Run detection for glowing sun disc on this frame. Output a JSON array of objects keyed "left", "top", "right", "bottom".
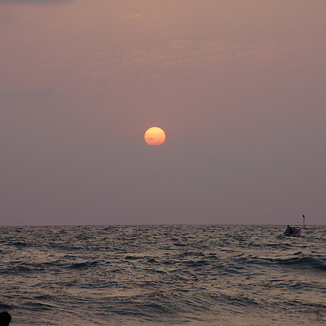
[{"left": 144, "top": 127, "right": 166, "bottom": 146}]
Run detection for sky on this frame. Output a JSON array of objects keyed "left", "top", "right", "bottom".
[{"left": 0, "top": 0, "right": 325, "bottom": 226}]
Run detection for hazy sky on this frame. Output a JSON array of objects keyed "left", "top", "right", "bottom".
[{"left": 1, "top": 0, "right": 325, "bottom": 226}]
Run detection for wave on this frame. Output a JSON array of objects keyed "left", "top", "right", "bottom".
[
  {"left": 69, "top": 261, "right": 99, "bottom": 270},
  {"left": 277, "top": 256, "right": 326, "bottom": 271}
]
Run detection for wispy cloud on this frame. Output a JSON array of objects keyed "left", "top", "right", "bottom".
[
  {"left": 0, "top": 88, "right": 62, "bottom": 99},
  {"left": 130, "top": 14, "right": 141, "bottom": 19},
  {"left": 0, "top": 0, "right": 72, "bottom": 4}
]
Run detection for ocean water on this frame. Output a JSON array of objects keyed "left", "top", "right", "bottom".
[{"left": 1, "top": 225, "right": 325, "bottom": 326}]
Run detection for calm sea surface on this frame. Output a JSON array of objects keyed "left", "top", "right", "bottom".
[{"left": 1, "top": 225, "right": 325, "bottom": 325}]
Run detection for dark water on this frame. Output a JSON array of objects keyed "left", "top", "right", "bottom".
[{"left": 1, "top": 225, "right": 325, "bottom": 325}]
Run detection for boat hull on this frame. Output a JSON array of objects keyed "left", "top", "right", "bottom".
[{"left": 283, "top": 228, "right": 302, "bottom": 237}]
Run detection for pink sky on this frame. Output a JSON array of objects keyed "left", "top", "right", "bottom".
[{"left": 1, "top": 0, "right": 325, "bottom": 225}]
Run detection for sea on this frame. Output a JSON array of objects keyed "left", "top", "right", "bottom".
[{"left": 1, "top": 225, "right": 325, "bottom": 326}]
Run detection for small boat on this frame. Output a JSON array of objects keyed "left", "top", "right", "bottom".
[{"left": 283, "top": 226, "right": 302, "bottom": 237}]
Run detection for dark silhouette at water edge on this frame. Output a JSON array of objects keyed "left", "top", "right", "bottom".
[{"left": 0, "top": 312, "right": 11, "bottom": 326}]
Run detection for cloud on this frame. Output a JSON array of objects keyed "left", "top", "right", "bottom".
[
  {"left": 0, "top": 13, "right": 10, "bottom": 21},
  {"left": 0, "top": 88, "right": 62, "bottom": 99},
  {"left": 130, "top": 14, "right": 141, "bottom": 18},
  {"left": 0, "top": 0, "right": 72, "bottom": 4}
]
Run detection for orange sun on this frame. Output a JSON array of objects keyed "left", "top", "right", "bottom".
[{"left": 144, "top": 127, "right": 166, "bottom": 146}]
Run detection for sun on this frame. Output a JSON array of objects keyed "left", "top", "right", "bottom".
[{"left": 144, "top": 127, "right": 166, "bottom": 146}]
